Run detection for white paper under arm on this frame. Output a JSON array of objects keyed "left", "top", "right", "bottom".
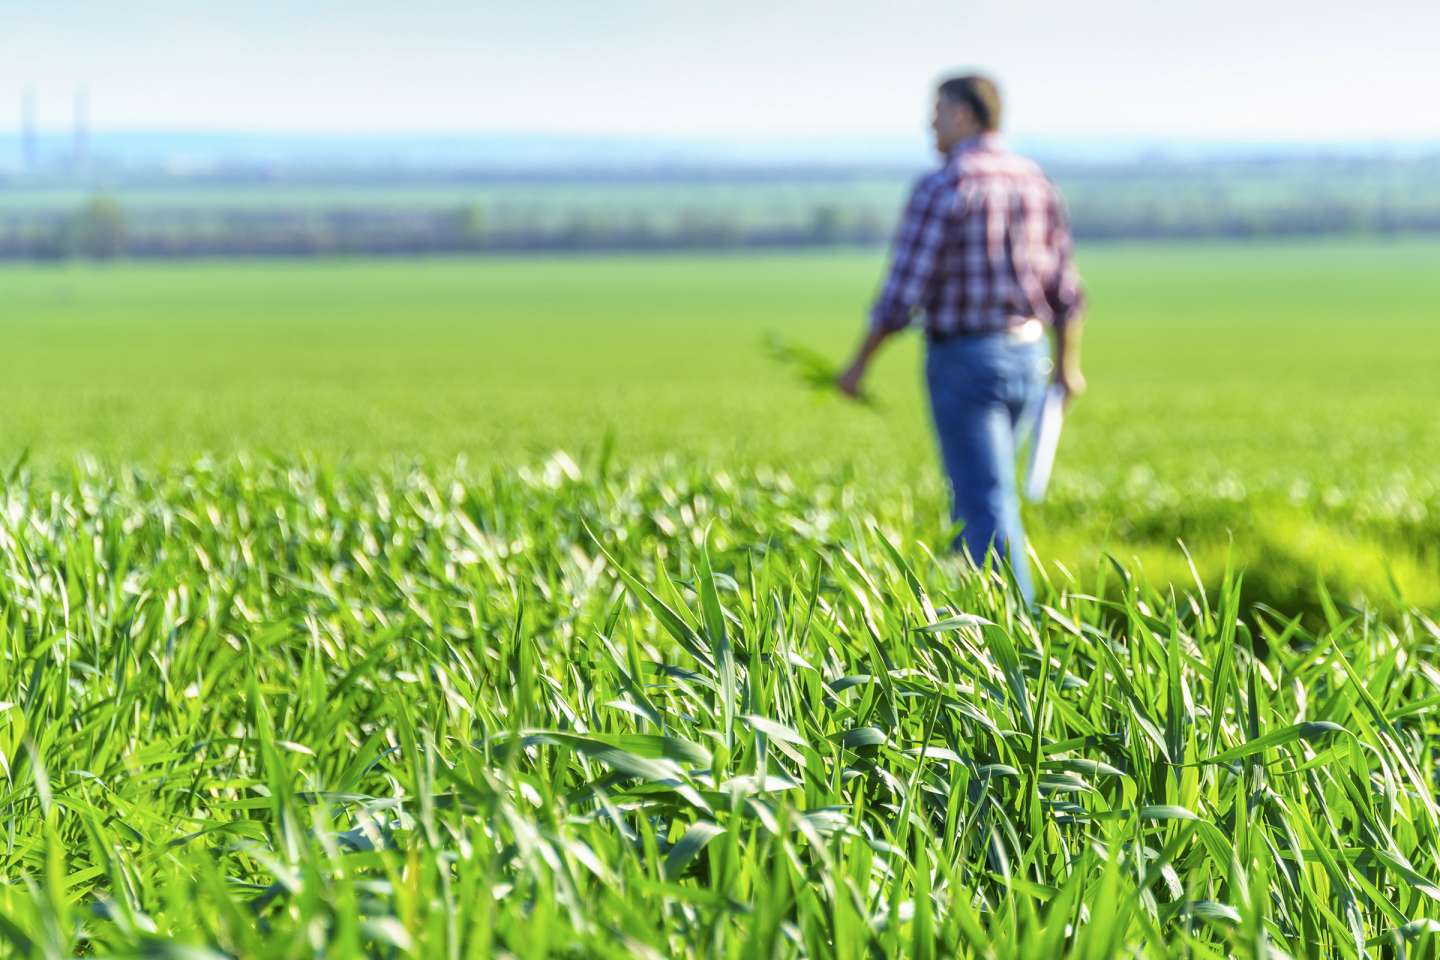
[{"left": 1023, "top": 384, "right": 1066, "bottom": 503}]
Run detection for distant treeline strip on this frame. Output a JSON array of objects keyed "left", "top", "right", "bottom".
[{"left": 6, "top": 197, "right": 1440, "bottom": 260}]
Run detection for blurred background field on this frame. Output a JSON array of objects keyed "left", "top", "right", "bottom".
[{"left": 5, "top": 238, "right": 1438, "bottom": 612}]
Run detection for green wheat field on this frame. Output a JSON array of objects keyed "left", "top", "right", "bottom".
[{"left": 2, "top": 240, "right": 1439, "bottom": 957}]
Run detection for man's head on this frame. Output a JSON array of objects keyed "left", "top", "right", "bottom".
[{"left": 933, "top": 74, "right": 1002, "bottom": 154}]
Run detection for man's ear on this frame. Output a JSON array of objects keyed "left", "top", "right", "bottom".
[{"left": 954, "top": 103, "right": 979, "bottom": 133}]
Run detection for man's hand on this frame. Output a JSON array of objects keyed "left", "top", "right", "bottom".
[
  {"left": 1054, "top": 364, "right": 1086, "bottom": 405},
  {"left": 836, "top": 361, "right": 866, "bottom": 398},
  {"left": 836, "top": 328, "right": 891, "bottom": 401}
]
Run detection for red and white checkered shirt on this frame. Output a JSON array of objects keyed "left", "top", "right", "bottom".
[{"left": 870, "top": 134, "right": 1084, "bottom": 337}]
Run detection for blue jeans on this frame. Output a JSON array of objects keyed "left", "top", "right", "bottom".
[{"left": 926, "top": 333, "right": 1051, "bottom": 604}]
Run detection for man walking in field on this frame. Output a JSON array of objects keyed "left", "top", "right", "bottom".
[{"left": 838, "top": 73, "right": 1086, "bottom": 605}]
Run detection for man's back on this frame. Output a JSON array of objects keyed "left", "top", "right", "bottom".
[{"left": 871, "top": 134, "right": 1083, "bottom": 339}]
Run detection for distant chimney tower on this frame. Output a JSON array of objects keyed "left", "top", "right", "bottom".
[
  {"left": 73, "top": 87, "right": 89, "bottom": 171},
  {"left": 21, "top": 86, "right": 38, "bottom": 172}
]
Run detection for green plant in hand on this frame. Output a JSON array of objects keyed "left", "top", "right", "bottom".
[{"left": 767, "top": 334, "right": 883, "bottom": 409}]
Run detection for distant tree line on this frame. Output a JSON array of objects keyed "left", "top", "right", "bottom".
[
  {"left": 1065, "top": 199, "right": 1440, "bottom": 241},
  {"left": 4, "top": 195, "right": 1440, "bottom": 261}
]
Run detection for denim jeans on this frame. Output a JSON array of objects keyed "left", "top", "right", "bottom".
[{"left": 925, "top": 333, "right": 1051, "bottom": 604}]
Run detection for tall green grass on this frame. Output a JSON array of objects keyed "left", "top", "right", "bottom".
[{"left": 2, "top": 457, "right": 1438, "bottom": 956}]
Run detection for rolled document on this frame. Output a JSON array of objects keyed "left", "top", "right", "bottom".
[{"left": 1023, "top": 384, "right": 1067, "bottom": 502}]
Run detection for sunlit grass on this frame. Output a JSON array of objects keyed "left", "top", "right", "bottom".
[{"left": 2, "top": 456, "right": 1438, "bottom": 956}]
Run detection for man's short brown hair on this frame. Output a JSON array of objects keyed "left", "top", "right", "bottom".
[{"left": 938, "top": 74, "right": 1002, "bottom": 132}]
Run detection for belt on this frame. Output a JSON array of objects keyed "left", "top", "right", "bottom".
[{"left": 929, "top": 318, "right": 1045, "bottom": 345}]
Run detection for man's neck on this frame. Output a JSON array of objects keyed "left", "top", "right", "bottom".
[{"left": 947, "top": 132, "right": 1002, "bottom": 158}]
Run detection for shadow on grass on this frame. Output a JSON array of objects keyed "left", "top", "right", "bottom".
[{"left": 1038, "top": 508, "right": 1438, "bottom": 636}]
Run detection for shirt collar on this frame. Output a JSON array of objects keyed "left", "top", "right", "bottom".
[{"left": 948, "top": 133, "right": 1003, "bottom": 158}]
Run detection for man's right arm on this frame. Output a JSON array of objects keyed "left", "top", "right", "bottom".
[{"left": 838, "top": 175, "right": 949, "bottom": 397}]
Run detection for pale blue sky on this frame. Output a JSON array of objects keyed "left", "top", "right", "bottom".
[{"left": 4, "top": 1, "right": 1437, "bottom": 141}]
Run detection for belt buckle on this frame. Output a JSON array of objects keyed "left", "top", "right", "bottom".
[{"left": 1008, "top": 319, "right": 1043, "bottom": 344}]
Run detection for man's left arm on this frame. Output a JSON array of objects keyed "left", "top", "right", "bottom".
[
  {"left": 838, "top": 177, "right": 948, "bottom": 397},
  {"left": 1044, "top": 186, "right": 1087, "bottom": 401}
]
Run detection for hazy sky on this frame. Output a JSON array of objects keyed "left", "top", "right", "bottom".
[{"left": 4, "top": 0, "right": 1438, "bottom": 141}]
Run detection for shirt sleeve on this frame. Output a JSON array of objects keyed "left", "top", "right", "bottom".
[
  {"left": 868, "top": 175, "right": 951, "bottom": 334},
  {"left": 1044, "top": 185, "right": 1085, "bottom": 327}
]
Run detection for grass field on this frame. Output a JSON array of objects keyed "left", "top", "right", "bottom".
[
  {"left": 2, "top": 241, "right": 1439, "bottom": 956},
  {"left": 3, "top": 241, "right": 1438, "bottom": 607}
]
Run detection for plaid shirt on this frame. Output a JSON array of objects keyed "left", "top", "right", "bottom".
[{"left": 870, "top": 134, "right": 1084, "bottom": 337}]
